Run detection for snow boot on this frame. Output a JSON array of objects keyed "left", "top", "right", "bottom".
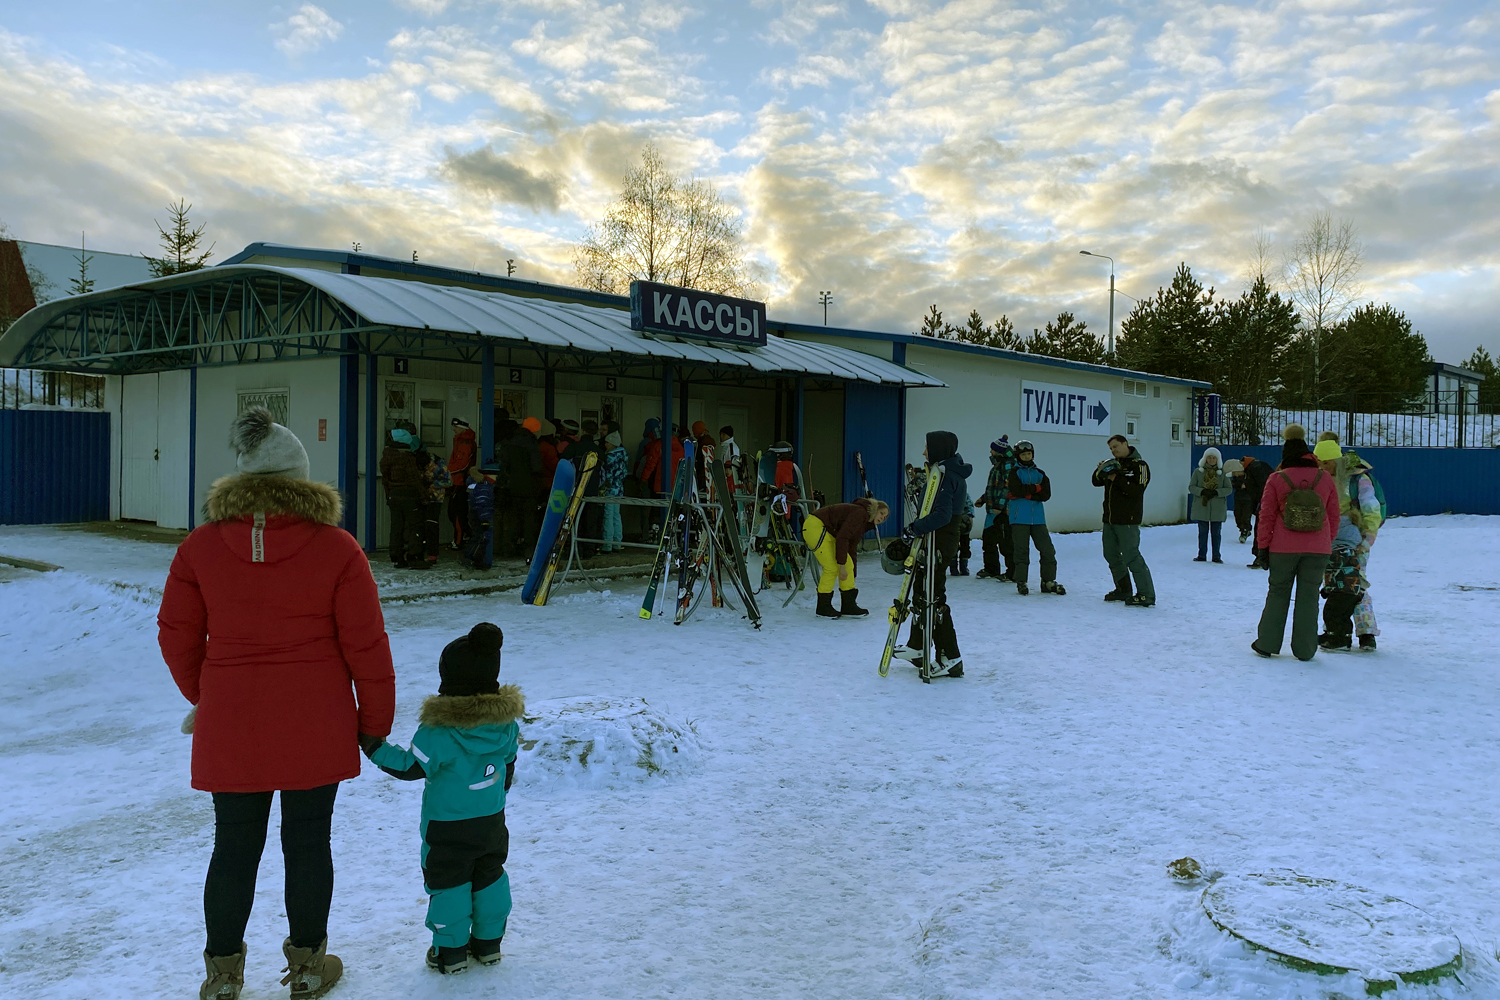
[
  {"left": 468, "top": 937, "right": 503, "bottom": 967},
  {"left": 426, "top": 945, "right": 470, "bottom": 976},
  {"left": 975, "top": 567, "right": 999, "bottom": 579},
  {"left": 1239, "top": 531, "right": 1250, "bottom": 543},
  {"left": 1015, "top": 581, "right": 1029, "bottom": 595},
  {"left": 200, "top": 944, "right": 246, "bottom": 1000},
  {"left": 1319, "top": 632, "right": 1353, "bottom": 651},
  {"left": 1359, "top": 634, "right": 1377, "bottom": 651},
  {"left": 839, "top": 589, "right": 869, "bottom": 618},
  {"left": 1041, "top": 580, "right": 1066, "bottom": 596},
  {"left": 1251, "top": 640, "right": 1273, "bottom": 657},
  {"left": 815, "top": 592, "right": 842, "bottom": 619},
  {"left": 1124, "top": 594, "right": 1155, "bottom": 608},
  {"left": 280, "top": 938, "right": 342, "bottom": 999},
  {"left": 1104, "top": 577, "right": 1132, "bottom": 602},
  {"left": 957, "top": 558, "right": 970, "bottom": 576},
  {"left": 1193, "top": 555, "right": 1207, "bottom": 562},
  {"left": 1212, "top": 556, "right": 1223, "bottom": 564}
]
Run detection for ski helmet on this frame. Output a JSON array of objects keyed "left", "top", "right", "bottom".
[
  {"left": 1014, "top": 439, "right": 1035, "bottom": 455},
  {"left": 881, "top": 538, "right": 910, "bottom": 575}
]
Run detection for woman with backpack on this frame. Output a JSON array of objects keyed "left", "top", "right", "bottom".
[{"left": 1252, "top": 424, "right": 1342, "bottom": 661}]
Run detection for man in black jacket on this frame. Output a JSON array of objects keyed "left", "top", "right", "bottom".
[
  {"left": 496, "top": 421, "right": 542, "bottom": 557},
  {"left": 1091, "top": 434, "right": 1155, "bottom": 607},
  {"left": 893, "top": 430, "right": 971, "bottom": 678},
  {"left": 561, "top": 419, "right": 603, "bottom": 557},
  {"left": 1238, "top": 454, "right": 1274, "bottom": 569}
]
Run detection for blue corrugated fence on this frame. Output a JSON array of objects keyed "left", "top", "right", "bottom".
[
  {"left": 1192, "top": 444, "right": 1500, "bottom": 517},
  {"left": 0, "top": 410, "right": 111, "bottom": 524}
]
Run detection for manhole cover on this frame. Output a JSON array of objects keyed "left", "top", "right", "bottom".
[{"left": 1201, "top": 870, "right": 1461, "bottom": 992}]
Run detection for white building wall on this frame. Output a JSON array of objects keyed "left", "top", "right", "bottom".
[
  {"left": 901, "top": 344, "right": 1193, "bottom": 533},
  {"left": 156, "top": 370, "right": 193, "bottom": 529}
]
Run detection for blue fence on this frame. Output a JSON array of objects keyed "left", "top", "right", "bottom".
[
  {"left": 1192, "top": 444, "right": 1500, "bottom": 517},
  {"left": 0, "top": 410, "right": 111, "bottom": 524}
]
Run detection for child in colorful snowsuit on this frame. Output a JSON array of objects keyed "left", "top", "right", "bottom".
[
  {"left": 600, "top": 430, "right": 629, "bottom": 552},
  {"left": 975, "top": 437, "right": 1015, "bottom": 581},
  {"left": 463, "top": 468, "right": 496, "bottom": 570},
  {"left": 361, "top": 623, "right": 524, "bottom": 975},
  {"left": 1007, "top": 440, "right": 1063, "bottom": 596}
]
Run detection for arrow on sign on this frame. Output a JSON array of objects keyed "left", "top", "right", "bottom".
[{"left": 1089, "top": 401, "right": 1110, "bottom": 425}]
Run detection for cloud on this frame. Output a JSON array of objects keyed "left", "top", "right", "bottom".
[
  {"left": 441, "top": 144, "right": 562, "bottom": 211},
  {"left": 272, "top": 4, "right": 344, "bottom": 58}
]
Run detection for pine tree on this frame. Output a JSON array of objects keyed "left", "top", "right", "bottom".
[
  {"left": 1115, "top": 263, "right": 1216, "bottom": 382},
  {"left": 1214, "top": 276, "right": 1298, "bottom": 399},
  {"left": 145, "top": 199, "right": 214, "bottom": 276},
  {"left": 1301, "top": 303, "right": 1430, "bottom": 411},
  {"left": 1466, "top": 346, "right": 1497, "bottom": 406},
  {"left": 1024, "top": 311, "right": 1106, "bottom": 363},
  {"left": 69, "top": 233, "right": 95, "bottom": 296},
  {"left": 916, "top": 304, "right": 944, "bottom": 338}
]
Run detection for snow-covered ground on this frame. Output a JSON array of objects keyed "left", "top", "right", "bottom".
[{"left": 4, "top": 516, "right": 1500, "bottom": 999}]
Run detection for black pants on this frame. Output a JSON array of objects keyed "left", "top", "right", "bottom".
[
  {"left": 422, "top": 501, "right": 442, "bottom": 559},
  {"left": 497, "top": 492, "right": 539, "bottom": 558},
  {"left": 981, "top": 513, "right": 1013, "bottom": 576},
  {"left": 1011, "top": 523, "right": 1057, "bottom": 584},
  {"left": 448, "top": 487, "right": 469, "bottom": 548},
  {"left": 908, "top": 533, "right": 960, "bottom": 659},
  {"left": 204, "top": 784, "right": 338, "bottom": 957},
  {"left": 578, "top": 500, "right": 603, "bottom": 559},
  {"left": 1233, "top": 493, "right": 1254, "bottom": 536},
  {"left": 1323, "top": 592, "right": 1359, "bottom": 637},
  {"left": 388, "top": 499, "right": 423, "bottom": 565}
]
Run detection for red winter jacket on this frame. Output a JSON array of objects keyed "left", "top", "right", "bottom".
[
  {"left": 158, "top": 475, "right": 396, "bottom": 793},
  {"left": 1255, "top": 463, "right": 1341, "bottom": 555}
]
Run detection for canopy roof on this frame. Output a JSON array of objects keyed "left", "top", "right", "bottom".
[{"left": 0, "top": 265, "right": 943, "bottom": 388}]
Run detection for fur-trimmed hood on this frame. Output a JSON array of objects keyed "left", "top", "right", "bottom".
[
  {"left": 204, "top": 474, "right": 343, "bottom": 525},
  {"left": 419, "top": 685, "right": 525, "bottom": 730}
]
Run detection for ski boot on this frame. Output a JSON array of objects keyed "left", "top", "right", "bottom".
[
  {"left": 815, "top": 592, "right": 842, "bottom": 619},
  {"left": 1041, "top": 580, "right": 1066, "bottom": 596},
  {"left": 1238, "top": 531, "right": 1250, "bottom": 544},
  {"left": 1104, "top": 577, "right": 1131, "bottom": 602},
  {"left": 892, "top": 645, "right": 924, "bottom": 662},
  {"left": 937, "top": 654, "right": 963, "bottom": 678},
  {"left": 1015, "top": 581, "right": 1029, "bottom": 595},
  {"left": 281, "top": 938, "right": 342, "bottom": 999},
  {"left": 468, "top": 937, "right": 503, "bottom": 967},
  {"left": 839, "top": 589, "right": 869, "bottom": 618},
  {"left": 427, "top": 945, "right": 470, "bottom": 976},
  {"left": 1124, "top": 594, "right": 1155, "bottom": 608},
  {"left": 1359, "top": 634, "right": 1377, "bottom": 651},
  {"left": 200, "top": 944, "right": 246, "bottom": 1000}
]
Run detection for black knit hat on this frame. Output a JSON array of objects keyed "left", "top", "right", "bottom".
[
  {"left": 438, "top": 623, "right": 504, "bottom": 697},
  {"left": 1281, "top": 423, "right": 1312, "bottom": 468},
  {"left": 925, "top": 430, "right": 958, "bottom": 465}
]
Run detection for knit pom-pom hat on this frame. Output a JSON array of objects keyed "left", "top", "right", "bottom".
[
  {"left": 229, "top": 407, "right": 309, "bottom": 480},
  {"left": 1282, "top": 423, "right": 1307, "bottom": 441},
  {"left": 1281, "top": 424, "right": 1313, "bottom": 467},
  {"left": 438, "top": 623, "right": 504, "bottom": 697}
]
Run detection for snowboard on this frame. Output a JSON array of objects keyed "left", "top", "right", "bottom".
[
  {"left": 528, "top": 451, "right": 599, "bottom": 606},
  {"left": 878, "top": 463, "right": 943, "bottom": 679},
  {"left": 520, "top": 460, "right": 576, "bottom": 603},
  {"left": 639, "top": 445, "right": 695, "bottom": 620}
]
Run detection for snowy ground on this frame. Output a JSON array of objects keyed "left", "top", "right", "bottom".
[{"left": 4, "top": 516, "right": 1500, "bottom": 999}]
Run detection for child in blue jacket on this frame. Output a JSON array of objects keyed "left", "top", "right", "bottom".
[
  {"left": 360, "top": 623, "right": 524, "bottom": 975},
  {"left": 1006, "top": 440, "right": 1065, "bottom": 596}
]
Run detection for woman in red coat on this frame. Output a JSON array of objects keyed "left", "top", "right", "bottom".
[
  {"left": 1252, "top": 424, "right": 1341, "bottom": 661},
  {"left": 159, "top": 407, "right": 395, "bottom": 1000}
]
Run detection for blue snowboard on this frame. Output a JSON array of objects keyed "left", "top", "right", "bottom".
[{"left": 521, "top": 461, "right": 577, "bottom": 603}]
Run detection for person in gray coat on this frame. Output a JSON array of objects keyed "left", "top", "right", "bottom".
[{"left": 1189, "top": 447, "right": 1231, "bottom": 562}]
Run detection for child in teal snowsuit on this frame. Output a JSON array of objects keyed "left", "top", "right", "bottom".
[{"left": 359, "top": 622, "right": 524, "bottom": 975}]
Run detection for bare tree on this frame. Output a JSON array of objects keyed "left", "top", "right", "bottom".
[
  {"left": 1283, "top": 213, "right": 1363, "bottom": 400},
  {"left": 1243, "top": 227, "right": 1277, "bottom": 288},
  {"left": 575, "top": 143, "right": 753, "bottom": 296}
]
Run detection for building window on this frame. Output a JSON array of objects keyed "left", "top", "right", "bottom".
[
  {"left": 1123, "top": 379, "right": 1149, "bottom": 397},
  {"left": 1170, "top": 420, "right": 1183, "bottom": 444},
  {"left": 1153, "top": 385, "right": 1161, "bottom": 398},
  {"left": 1126, "top": 414, "right": 1139, "bottom": 438},
  {"left": 238, "top": 388, "right": 290, "bottom": 425}
]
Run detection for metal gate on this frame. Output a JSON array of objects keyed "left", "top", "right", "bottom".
[{"left": 0, "top": 409, "right": 111, "bottom": 524}]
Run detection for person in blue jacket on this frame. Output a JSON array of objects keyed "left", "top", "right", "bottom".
[
  {"left": 893, "top": 430, "right": 971, "bottom": 678},
  {"left": 359, "top": 623, "right": 524, "bottom": 976},
  {"left": 1007, "top": 440, "right": 1065, "bottom": 596}
]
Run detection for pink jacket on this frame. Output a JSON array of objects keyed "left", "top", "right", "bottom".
[{"left": 1255, "top": 465, "right": 1341, "bottom": 555}]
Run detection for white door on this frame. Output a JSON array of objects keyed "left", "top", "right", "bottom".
[{"left": 120, "top": 374, "right": 160, "bottom": 522}]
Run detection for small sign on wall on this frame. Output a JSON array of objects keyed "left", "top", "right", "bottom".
[
  {"left": 394, "top": 358, "right": 410, "bottom": 374},
  {"left": 606, "top": 377, "right": 618, "bottom": 391},
  {"left": 509, "top": 368, "right": 523, "bottom": 384},
  {"left": 318, "top": 418, "right": 327, "bottom": 442}
]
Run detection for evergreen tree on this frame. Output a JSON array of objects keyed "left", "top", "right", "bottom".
[
  {"left": 1299, "top": 303, "right": 1430, "bottom": 411},
  {"left": 145, "top": 199, "right": 214, "bottom": 276},
  {"left": 1024, "top": 311, "right": 1106, "bottom": 364},
  {"left": 69, "top": 233, "right": 95, "bottom": 296},
  {"left": 916, "top": 304, "right": 945, "bottom": 338},
  {"left": 1466, "top": 346, "right": 1498, "bottom": 406},
  {"left": 987, "top": 315, "right": 1026, "bottom": 352},
  {"left": 1115, "top": 263, "right": 1217, "bottom": 382},
  {"left": 1214, "top": 276, "right": 1298, "bottom": 399}
]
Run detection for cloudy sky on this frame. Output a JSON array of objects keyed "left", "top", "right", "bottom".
[{"left": 1, "top": 1, "right": 1496, "bottom": 360}]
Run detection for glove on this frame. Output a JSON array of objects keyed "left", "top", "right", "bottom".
[
  {"left": 900, "top": 526, "right": 916, "bottom": 542},
  {"left": 1200, "top": 489, "right": 1214, "bottom": 501},
  {"left": 358, "top": 733, "right": 386, "bottom": 758}
]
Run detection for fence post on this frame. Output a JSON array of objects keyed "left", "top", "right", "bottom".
[
  {"left": 1457, "top": 384, "right": 1466, "bottom": 449},
  {"left": 1346, "top": 393, "right": 1355, "bottom": 448}
]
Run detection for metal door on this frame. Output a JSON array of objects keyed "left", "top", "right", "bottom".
[{"left": 120, "top": 374, "right": 159, "bottom": 522}]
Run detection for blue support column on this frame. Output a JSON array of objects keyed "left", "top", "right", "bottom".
[
  {"left": 481, "top": 343, "right": 496, "bottom": 567},
  {"left": 660, "top": 364, "right": 674, "bottom": 511},
  {"left": 795, "top": 376, "right": 806, "bottom": 468},
  {"left": 187, "top": 367, "right": 197, "bottom": 530},
  {"left": 338, "top": 350, "right": 359, "bottom": 535},
  {"left": 897, "top": 385, "right": 908, "bottom": 531},
  {"left": 364, "top": 352, "right": 377, "bottom": 552}
]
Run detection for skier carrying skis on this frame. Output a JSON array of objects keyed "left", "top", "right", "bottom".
[
  {"left": 892, "top": 431, "right": 970, "bottom": 677},
  {"left": 360, "top": 623, "right": 523, "bottom": 977}
]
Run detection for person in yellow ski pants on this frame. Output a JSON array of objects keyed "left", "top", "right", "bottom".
[{"left": 802, "top": 498, "right": 889, "bottom": 619}]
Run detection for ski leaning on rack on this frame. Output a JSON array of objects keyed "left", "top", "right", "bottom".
[
  {"left": 528, "top": 451, "right": 599, "bottom": 606},
  {"left": 709, "top": 456, "right": 761, "bottom": 629},
  {"left": 853, "top": 450, "right": 879, "bottom": 542},
  {"left": 639, "top": 446, "right": 695, "bottom": 620},
  {"left": 878, "top": 463, "right": 942, "bottom": 678},
  {"left": 672, "top": 443, "right": 700, "bottom": 623}
]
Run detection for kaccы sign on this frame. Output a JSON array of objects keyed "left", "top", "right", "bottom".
[
  {"left": 1019, "top": 379, "right": 1113, "bottom": 436},
  {"left": 630, "top": 280, "right": 767, "bottom": 348}
]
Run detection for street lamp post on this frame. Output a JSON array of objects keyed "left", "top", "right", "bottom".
[
  {"left": 818, "top": 290, "right": 833, "bottom": 326},
  {"left": 1079, "top": 250, "right": 1115, "bottom": 356}
]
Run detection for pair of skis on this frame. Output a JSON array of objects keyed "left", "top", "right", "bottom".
[
  {"left": 878, "top": 463, "right": 943, "bottom": 680},
  {"left": 640, "top": 443, "right": 695, "bottom": 620},
  {"left": 525, "top": 451, "right": 599, "bottom": 606}
]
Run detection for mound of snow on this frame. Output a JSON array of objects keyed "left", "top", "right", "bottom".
[{"left": 516, "top": 696, "right": 703, "bottom": 790}]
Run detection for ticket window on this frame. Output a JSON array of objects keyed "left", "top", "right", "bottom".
[{"left": 420, "top": 399, "right": 446, "bottom": 457}]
